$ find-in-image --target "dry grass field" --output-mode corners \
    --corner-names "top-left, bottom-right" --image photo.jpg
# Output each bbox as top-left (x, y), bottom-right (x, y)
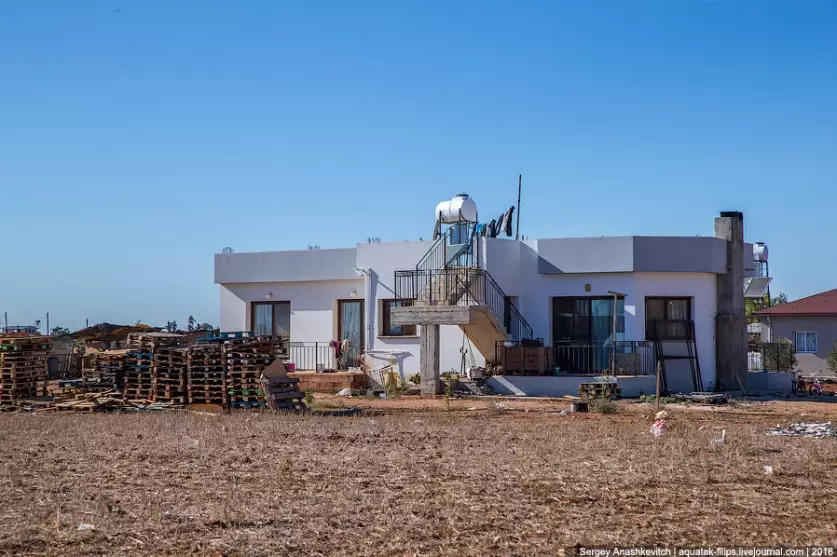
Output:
top-left (1, 400), bottom-right (836, 556)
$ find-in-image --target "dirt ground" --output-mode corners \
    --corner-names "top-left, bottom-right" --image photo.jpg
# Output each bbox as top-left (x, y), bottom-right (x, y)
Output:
top-left (1, 398), bottom-right (836, 556)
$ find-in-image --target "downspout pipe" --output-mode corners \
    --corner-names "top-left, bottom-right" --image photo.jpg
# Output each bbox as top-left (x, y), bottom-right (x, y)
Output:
top-left (353, 266), bottom-right (374, 352)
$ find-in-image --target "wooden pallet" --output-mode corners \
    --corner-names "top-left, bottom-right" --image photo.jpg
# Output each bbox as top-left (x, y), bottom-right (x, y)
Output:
top-left (578, 382), bottom-right (621, 400)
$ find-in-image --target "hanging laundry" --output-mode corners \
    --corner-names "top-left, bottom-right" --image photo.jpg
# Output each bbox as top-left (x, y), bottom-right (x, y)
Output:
top-left (504, 206), bottom-right (515, 236)
top-left (475, 223), bottom-right (485, 236)
top-left (497, 212), bottom-right (507, 235)
top-left (487, 219), bottom-right (497, 238)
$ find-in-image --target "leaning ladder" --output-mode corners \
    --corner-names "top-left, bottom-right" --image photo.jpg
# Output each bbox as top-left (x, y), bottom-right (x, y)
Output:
top-left (654, 319), bottom-right (703, 394)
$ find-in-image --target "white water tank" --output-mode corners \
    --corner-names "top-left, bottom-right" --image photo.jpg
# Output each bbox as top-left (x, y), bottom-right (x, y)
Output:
top-left (435, 193), bottom-right (478, 223)
top-left (753, 242), bottom-right (768, 262)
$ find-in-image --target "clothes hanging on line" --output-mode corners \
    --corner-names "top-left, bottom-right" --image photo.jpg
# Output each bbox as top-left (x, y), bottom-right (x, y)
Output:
top-left (504, 206), bottom-right (515, 236)
top-left (487, 219), bottom-right (497, 238)
top-left (497, 212), bottom-right (507, 235)
top-left (475, 223), bottom-right (486, 236)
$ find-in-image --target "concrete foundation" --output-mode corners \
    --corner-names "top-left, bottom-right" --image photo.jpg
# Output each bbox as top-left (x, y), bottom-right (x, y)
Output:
top-left (485, 375), bottom-right (657, 398)
top-left (746, 371), bottom-right (794, 393)
top-left (715, 211), bottom-right (748, 391)
top-left (420, 324), bottom-right (441, 395)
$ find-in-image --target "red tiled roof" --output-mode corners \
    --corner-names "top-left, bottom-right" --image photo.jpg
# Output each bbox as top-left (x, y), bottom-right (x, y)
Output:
top-left (755, 289), bottom-right (837, 316)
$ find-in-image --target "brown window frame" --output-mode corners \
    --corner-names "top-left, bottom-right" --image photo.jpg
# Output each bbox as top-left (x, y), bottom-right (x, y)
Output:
top-left (251, 301), bottom-right (291, 337)
top-left (337, 299), bottom-right (365, 342)
top-left (381, 299), bottom-right (416, 337)
top-left (645, 297), bottom-right (692, 340)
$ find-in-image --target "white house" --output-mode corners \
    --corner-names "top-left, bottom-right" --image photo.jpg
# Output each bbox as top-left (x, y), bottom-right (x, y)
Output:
top-left (215, 196), bottom-right (768, 396)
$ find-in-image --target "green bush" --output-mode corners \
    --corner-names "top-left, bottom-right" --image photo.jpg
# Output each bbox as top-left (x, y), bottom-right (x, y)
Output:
top-left (590, 397), bottom-right (618, 414)
top-left (640, 394), bottom-right (675, 405)
top-left (828, 342), bottom-right (837, 375)
top-left (408, 373), bottom-right (421, 385)
top-left (303, 392), bottom-right (314, 405)
top-left (764, 338), bottom-right (797, 372)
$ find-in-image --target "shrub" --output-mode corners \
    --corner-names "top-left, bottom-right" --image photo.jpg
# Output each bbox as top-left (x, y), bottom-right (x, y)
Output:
top-left (828, 342), bottom-right (837, 375)
top-left (303, 392), bottom-right (314, 405)
top-left (408, 373), bottom-right (421, 385)
top-left (764, 338), bottom-right (797, 372)
top-left (590, 396), bottom-right (618, 414)
top-left (444, 379), bottom-right (456, 398)
top-left (640, 394), bottom-right (675, 405)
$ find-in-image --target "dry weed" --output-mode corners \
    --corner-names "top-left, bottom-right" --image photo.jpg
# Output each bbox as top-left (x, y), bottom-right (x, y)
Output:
top-left (0, 408), bottom-right (835, 556)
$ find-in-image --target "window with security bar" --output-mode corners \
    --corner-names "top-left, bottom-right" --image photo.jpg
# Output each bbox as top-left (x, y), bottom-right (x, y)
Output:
top-left (794, 331), bottom-right (817, 353)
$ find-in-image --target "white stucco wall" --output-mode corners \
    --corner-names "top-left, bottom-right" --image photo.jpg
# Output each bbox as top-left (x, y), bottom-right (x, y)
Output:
top-left (634, 272), bottom-right (717, 390)
top-left (220, 279), bottom-right (363, 342)
top-left (217, 239), bottom-right (721, 388)
top-left (483, 245), bottom-right (719, 388)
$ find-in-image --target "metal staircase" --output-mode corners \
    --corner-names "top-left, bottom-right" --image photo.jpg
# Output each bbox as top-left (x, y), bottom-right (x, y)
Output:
top-left (394, 226), bottom-right (533, 352)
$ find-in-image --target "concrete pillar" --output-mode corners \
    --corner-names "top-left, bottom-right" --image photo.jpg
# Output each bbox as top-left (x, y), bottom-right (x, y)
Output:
top-left (419, 324), bottom-right (441, 395)
top-left (714, 211), bottom-right (747, 391)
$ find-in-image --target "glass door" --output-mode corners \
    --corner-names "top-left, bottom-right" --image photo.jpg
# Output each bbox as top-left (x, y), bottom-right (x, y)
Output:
top-left (590, 299), bottom-right (625, 372)
top-left (338, 300), bottom-right (364, 368)
top-left (552, 297), bottom-right (624, 373)
top-left (253, 303), bottom-right (273, 336)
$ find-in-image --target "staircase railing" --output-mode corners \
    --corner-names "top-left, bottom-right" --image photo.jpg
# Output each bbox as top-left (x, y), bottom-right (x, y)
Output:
top-left (394, 267), bottom-right (533, 340)
top-left (445, 230), bottom-right (479, 268)
top-left (415, 229), bottom-right (451, 273)
top-left (415, 224), bottom-right (480, 274)
top-left (483, 271), bottom-right (532, 341)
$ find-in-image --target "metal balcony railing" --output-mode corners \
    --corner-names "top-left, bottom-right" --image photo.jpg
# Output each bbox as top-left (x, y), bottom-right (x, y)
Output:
top-left (288, 341), bottom-right (365, 371)
top-left (552, 341), bottom-right (656, 376)
top-left (394, 267), bottom-right (532, 341)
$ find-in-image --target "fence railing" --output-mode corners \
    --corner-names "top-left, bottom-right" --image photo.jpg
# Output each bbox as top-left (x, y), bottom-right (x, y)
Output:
top-left (552, 341), bottom-right (656, 376)
top-left (394, 267), bottom-right (533, 340)
top-left (288, 341), bottom-right (365, 371)
top-left (748, 342), bottom-right (796, 372)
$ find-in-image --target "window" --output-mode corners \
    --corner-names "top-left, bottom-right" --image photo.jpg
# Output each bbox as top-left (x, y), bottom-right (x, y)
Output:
top-left (552, 297), bottom-right (625, 343)
top-left (382, 299), bottom-right (416, 336)
top-left (645, 297), bottom-right (691, 340)
top-left (251, 302), bottom-right (290, 337)
top-left (794, 331), bottom-right (817, 353)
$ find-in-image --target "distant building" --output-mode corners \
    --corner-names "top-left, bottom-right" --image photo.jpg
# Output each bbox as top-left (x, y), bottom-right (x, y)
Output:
top-left (756, 289), bottom-right (837, 376)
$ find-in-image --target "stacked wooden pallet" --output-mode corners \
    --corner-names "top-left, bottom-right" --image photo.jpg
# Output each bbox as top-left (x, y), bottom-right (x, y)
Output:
top-left (126, 332), bottom-right (183, 351)
top-left (578, 381), bottom-right (621, 401)
top-left (153, 347), bottom-right (187, 403)
top-left (124, 350), bottom-right (153, 400)
top-left (224, 336), bottom-right (289, 409)
top-left (124, 333), bottom-right (184, 401)
top-left (262, 375), bottom-right (307, 412)
top-left (83, 350), bottom-right (129, 390)
top-left (187, 343), bottom-right (226, 405)
top-left (0, 335), bottom-right (50, 403)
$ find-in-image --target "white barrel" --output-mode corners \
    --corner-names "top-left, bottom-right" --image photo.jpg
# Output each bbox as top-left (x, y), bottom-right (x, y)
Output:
top-left (753, 242), bottom-right (768, 262)
top-left (434, 194), bottom-right (478, 223)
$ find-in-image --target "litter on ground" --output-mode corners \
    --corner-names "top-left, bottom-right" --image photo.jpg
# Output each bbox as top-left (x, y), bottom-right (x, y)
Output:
top-left (767, 422), bottom-right (837, 438)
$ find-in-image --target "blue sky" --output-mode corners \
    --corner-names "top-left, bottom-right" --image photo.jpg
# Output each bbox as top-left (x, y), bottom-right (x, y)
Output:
top-left (1, 1), bottom-right (835, 331)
